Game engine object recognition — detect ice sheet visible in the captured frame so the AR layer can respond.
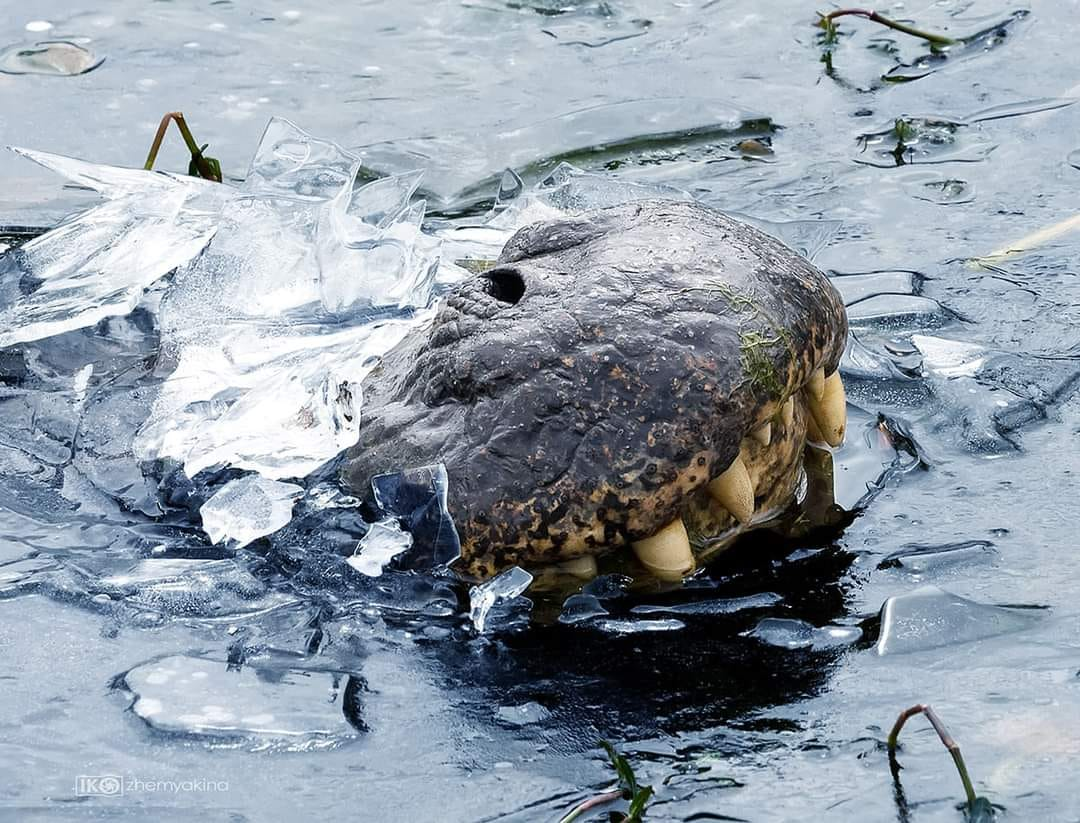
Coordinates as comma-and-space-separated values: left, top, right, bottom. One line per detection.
5, 118, 447, 481
133, 118, 443, 479
0, 149, 226, 348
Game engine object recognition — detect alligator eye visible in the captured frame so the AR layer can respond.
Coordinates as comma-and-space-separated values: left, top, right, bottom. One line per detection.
480, 268, 525, 305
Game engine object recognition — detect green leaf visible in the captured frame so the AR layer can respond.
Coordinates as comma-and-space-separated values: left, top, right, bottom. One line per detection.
815, 13, 839, 45
186, 143, 223, 182
597, 741, 653, 820
600, 740, 637, 796
626, 786, 654, 820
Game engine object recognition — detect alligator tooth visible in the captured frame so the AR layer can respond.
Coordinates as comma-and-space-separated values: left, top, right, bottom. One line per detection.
805, 404, 825, 443
806, 371, 846, 447
558, 555, 598, 580
631, 518, 694, 581
781, 396, 794, 428
807, 366, 825, 401
751, 422, 771, 446
707, 455, 754, 524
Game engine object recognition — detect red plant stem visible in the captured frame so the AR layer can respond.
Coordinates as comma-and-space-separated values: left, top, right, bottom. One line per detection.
558, 789, 623, 823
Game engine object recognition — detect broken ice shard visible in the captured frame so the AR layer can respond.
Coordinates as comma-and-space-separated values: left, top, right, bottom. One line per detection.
631, 592, 783, 617
469, 566, 533, 633
368, 464, 461, 568
346, 519, 413, 578
912, 334, 988, 378
876, 585, 1040, 655
558, 593, 609, 625
746, 618, 861, 650
7, 118, 447, 481
132, 118, 444, 480
0, 148, 226, 348
118, 654, 367, 750
199, 476, 304, 548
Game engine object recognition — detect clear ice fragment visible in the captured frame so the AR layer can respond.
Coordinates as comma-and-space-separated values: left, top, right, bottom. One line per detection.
531, 162, 692, 213
346, 519, 413, 578
592, 618, 686, 634
369, 464, 461, 568
118, 655, 366, 750
847, 295, 952, 329
877, 540, 995, 573
558, 593, 609, 624
495, 702, 552, 726
732, 213, 841, 261
469, 567, 533, 633
200, 476, 304, 548
911, 334, 988, 378
631, 592, 783, 617
0, 148, 226, 348
242, 116, 360, 200
876, 585, 1039, 655
746, 618, 862, 650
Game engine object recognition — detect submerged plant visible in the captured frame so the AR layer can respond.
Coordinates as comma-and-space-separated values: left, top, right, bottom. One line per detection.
887, 117, 917, 165
558, 741, 654, 822
887, 703, 995, 821
143, 111, 222, 182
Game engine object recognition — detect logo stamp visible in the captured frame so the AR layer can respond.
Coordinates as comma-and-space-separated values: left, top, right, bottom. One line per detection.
75, 775, 124, 797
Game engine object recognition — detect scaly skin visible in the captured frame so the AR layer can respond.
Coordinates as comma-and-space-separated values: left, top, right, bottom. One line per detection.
343, 200, 848, 579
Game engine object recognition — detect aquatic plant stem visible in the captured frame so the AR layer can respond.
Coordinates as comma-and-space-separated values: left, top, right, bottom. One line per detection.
143, 112, 222, 182
971, 213, 1080, 268
819, 9, 957, 46
887, 704, 978, 808
557, 789, 623, 823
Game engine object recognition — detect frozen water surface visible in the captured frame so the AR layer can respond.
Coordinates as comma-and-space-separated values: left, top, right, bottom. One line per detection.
3, 1, 1080, 819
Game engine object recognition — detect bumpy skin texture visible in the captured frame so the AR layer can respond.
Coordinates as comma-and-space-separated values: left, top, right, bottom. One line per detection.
343, 200, 847, 578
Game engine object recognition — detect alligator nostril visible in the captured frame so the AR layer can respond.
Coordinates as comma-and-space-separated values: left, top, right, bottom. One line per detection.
480, 268, 525, 305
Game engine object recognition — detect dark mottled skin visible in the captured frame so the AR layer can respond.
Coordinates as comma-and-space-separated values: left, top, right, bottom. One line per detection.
343, 200, 847, 577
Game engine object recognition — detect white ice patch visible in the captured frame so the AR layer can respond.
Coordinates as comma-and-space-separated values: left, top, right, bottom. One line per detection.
199, 476, 304, 548
911, 334, 988, 378
346, 519, 413, 577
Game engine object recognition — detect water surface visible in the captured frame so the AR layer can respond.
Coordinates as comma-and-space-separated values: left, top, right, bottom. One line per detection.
3, 1, 1080, 821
